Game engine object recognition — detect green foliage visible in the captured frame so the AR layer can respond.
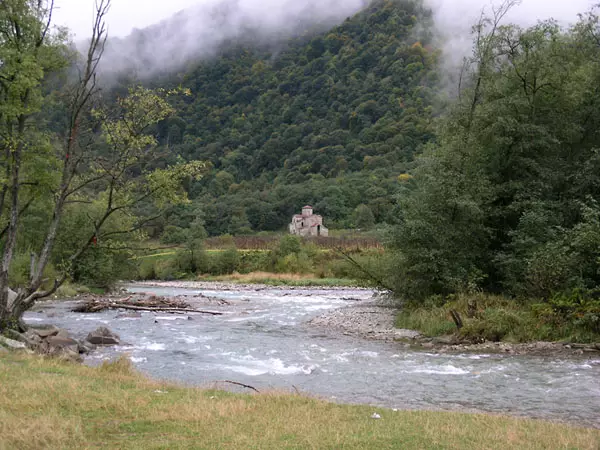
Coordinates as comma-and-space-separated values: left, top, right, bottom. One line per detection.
160, 226, 190, 245
460, 309, 529, 343
387, 7, 600, 304
135, 0, 439, 236
73, 247, 135, 289
8, 253, 57, 290
533, 289, 600, 336
153, 258, 182, 281
137, 258, 157, 280
399, 292, 600, 343
352, 204, 376, 230
274, 235, 303, 259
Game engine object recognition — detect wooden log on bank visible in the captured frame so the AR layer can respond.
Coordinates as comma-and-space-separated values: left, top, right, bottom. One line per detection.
104, 303, 224, 316
72, 296, 224, 316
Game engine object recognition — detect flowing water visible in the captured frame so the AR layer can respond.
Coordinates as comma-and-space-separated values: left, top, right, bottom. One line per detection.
25, 284, 600, 427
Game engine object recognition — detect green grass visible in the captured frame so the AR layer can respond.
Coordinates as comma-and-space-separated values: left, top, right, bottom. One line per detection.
0, 353, 598, 449
396, 293, 600, 343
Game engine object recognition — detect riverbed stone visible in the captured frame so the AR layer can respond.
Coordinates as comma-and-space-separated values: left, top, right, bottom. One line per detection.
34, 326, 61, 338
432, 335, 459, 345
0, 336, 26, 350
57, 348, 83, 363
77, 340, 95, 354
86, 327, 120, 345
55, 329, 70, 339
46, 336, 80, 353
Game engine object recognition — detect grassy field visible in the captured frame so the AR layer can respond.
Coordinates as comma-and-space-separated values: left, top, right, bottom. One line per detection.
0, 354, 598, 449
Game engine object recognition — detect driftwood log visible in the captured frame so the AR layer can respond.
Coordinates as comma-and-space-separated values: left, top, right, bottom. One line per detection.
72, 295, 224, 316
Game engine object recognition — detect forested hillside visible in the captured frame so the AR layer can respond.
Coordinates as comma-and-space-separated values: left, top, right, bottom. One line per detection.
385, 4, 600, 339
141, 0, 439, 236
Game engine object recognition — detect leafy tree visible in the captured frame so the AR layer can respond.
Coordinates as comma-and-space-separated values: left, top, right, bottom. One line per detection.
0, 1, 206, 331
387, 2, 600, 301
352, 204, 376, 229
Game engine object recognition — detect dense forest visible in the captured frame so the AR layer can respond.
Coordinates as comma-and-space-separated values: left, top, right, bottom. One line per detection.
132, 0, 440, 236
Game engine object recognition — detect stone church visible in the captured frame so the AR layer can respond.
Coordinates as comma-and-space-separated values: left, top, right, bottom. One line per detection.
289, 206, 329, 237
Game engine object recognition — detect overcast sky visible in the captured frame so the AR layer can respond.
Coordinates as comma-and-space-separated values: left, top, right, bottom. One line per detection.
53, 0, 203, 38
54, 0, 597, 39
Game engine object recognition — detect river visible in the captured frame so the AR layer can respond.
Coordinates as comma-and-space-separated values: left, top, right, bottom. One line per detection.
24, 284, 600, 427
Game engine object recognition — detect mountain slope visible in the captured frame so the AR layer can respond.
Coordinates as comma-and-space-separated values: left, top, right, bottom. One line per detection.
144, 0, 440, 235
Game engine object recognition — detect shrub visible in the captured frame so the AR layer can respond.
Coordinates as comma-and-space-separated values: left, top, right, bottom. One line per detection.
160, 226, 190, 245
154, 259, 182, 280
137, 258, 157, 280
210, 248, 240, 275
460, 309, 527, 342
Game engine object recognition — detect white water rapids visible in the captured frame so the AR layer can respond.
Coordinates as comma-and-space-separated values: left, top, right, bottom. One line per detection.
24, 284, 600, 427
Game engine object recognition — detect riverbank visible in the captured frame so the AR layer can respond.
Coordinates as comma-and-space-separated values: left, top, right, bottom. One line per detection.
1, 353, 598, 449
129, 279, 371, 291
197, 271, 357, 287
308, 300, 600, 357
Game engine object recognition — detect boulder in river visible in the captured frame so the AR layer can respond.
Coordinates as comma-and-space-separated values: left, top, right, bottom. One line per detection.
45, 336, 81, 355
86, 327, 120, 345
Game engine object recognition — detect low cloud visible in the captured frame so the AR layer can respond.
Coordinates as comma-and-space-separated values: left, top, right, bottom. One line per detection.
86, 0, 596, 79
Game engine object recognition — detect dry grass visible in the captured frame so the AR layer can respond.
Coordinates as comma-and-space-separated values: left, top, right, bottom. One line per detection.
0, 353, 599, 449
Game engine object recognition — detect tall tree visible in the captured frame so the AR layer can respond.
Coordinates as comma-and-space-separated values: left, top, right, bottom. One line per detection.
388, 3, 600, 301
0, 1, 205, 331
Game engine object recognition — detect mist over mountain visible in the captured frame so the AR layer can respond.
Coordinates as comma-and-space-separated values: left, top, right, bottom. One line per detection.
96, 0, 369, 77
89, 0, 595, 79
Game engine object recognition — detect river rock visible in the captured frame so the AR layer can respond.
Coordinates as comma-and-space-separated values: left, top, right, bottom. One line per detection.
34, 326, 61, 338
46, 336, 80, 353
4, 329, 28, 343
0, 335, 26, 350
394, 329, 421, 339
432, 335, 459, 345
55, 329, 70, 339
78, 340, 95, 354
5, 329, 43, 349
57, 348, 83, 363
86, 327, 120, 345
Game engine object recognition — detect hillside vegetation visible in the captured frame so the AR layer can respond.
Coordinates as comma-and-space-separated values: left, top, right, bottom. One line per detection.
138, 0, 439, 236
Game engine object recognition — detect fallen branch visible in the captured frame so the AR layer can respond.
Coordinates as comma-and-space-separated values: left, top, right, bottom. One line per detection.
72, 295, 224, 315
218, 380, 260, 393
105, 303, 224, 315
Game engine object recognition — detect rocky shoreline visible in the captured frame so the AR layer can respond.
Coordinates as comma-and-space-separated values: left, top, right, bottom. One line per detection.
0, 325, 121, 362
308, 300, 600, 357
130, 280, 371, 292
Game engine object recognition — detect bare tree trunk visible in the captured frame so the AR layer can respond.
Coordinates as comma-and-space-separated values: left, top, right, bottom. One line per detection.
0, 116, 26, 327
0, 0, 111, 332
